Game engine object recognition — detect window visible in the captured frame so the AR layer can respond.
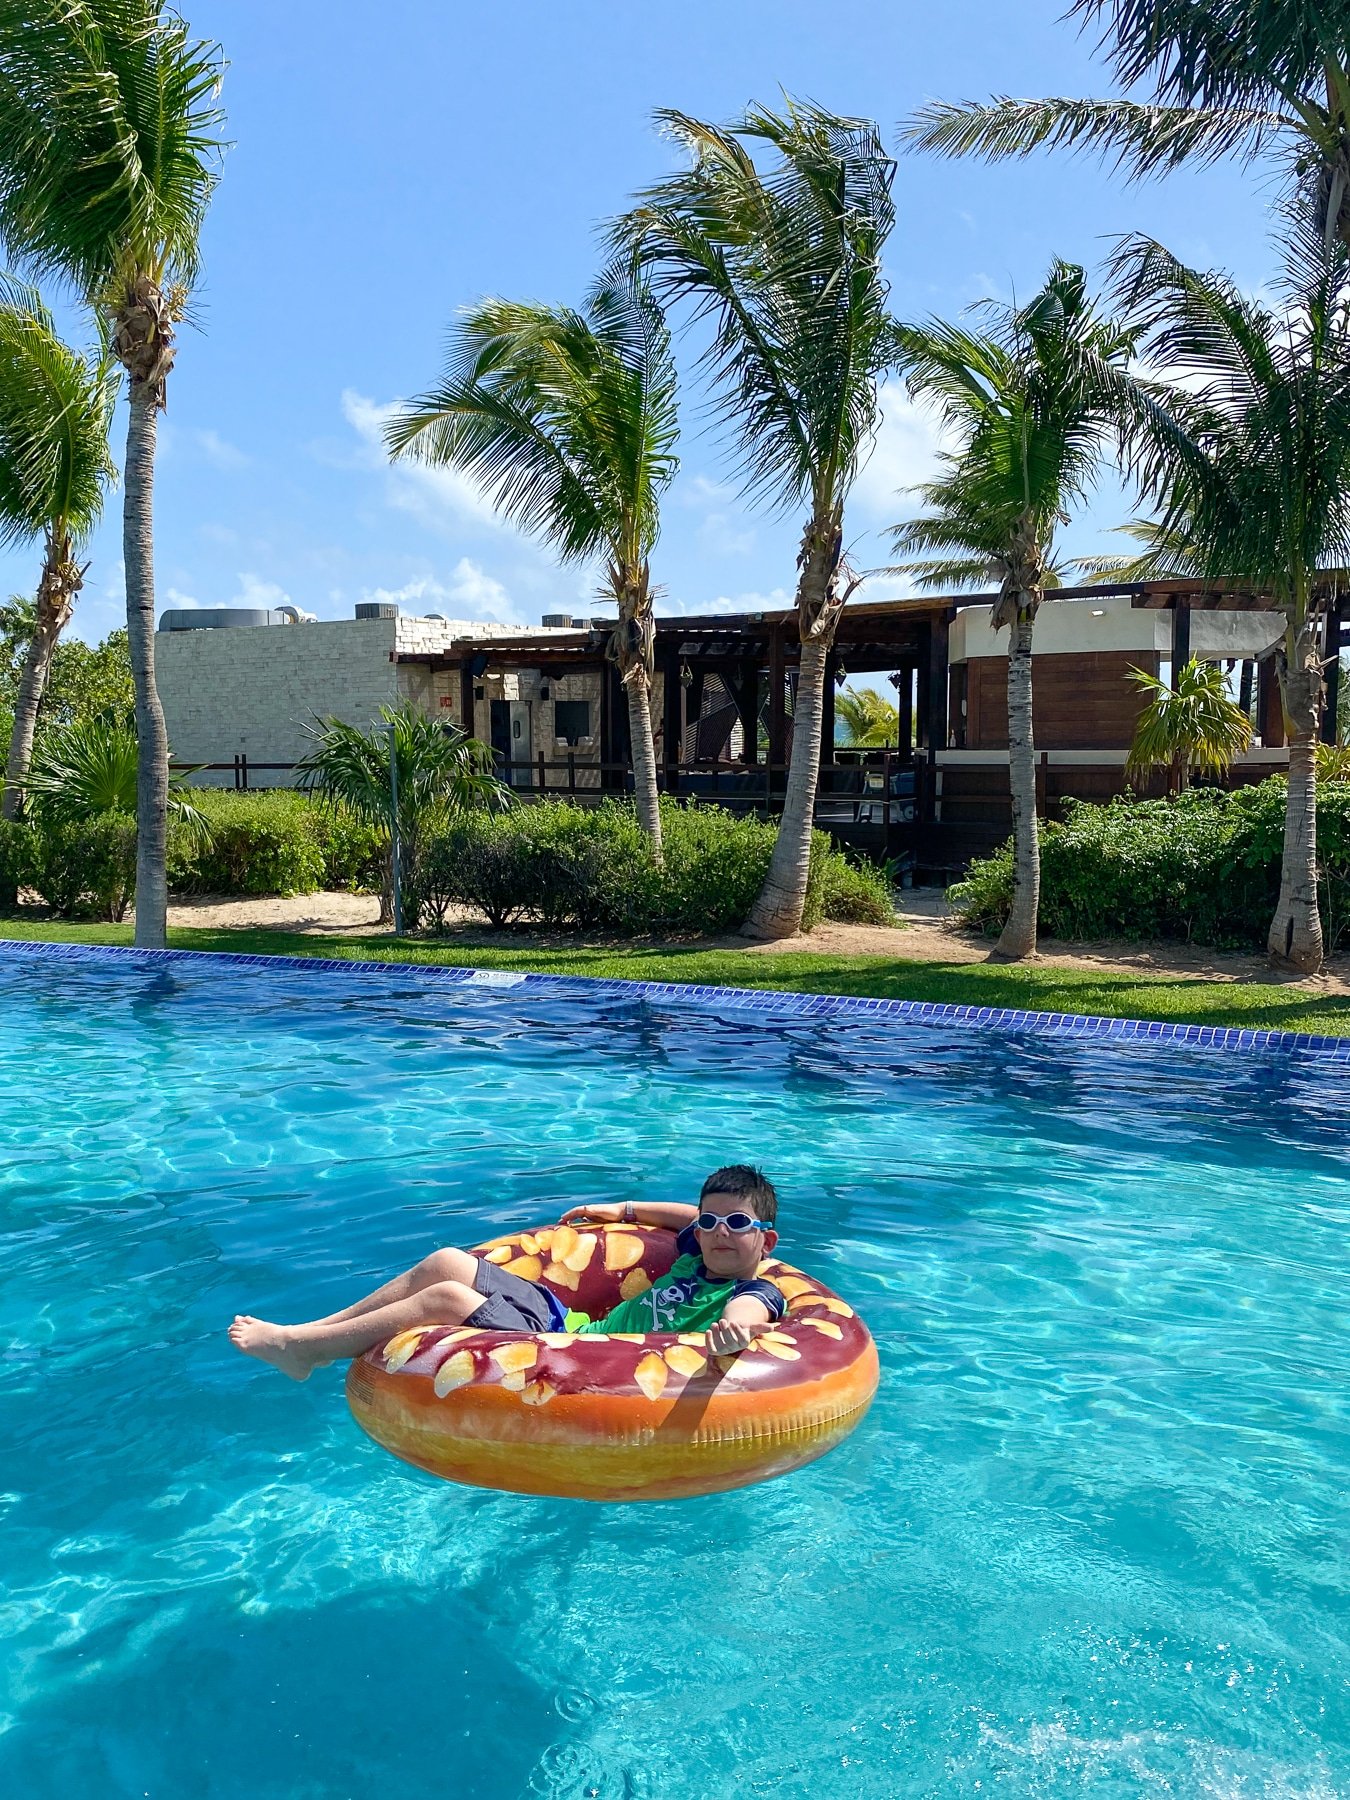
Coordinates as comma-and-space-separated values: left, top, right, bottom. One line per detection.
553, 700, 591, 744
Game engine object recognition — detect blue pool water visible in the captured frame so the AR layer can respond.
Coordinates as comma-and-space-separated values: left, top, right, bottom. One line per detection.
2, 945, 1348, 1799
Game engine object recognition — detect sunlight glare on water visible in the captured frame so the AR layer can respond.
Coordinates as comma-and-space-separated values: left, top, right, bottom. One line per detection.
1, 947, 1348, 1798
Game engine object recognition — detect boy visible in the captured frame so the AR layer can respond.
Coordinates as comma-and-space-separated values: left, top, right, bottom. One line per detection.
228, 1165, 785, 1379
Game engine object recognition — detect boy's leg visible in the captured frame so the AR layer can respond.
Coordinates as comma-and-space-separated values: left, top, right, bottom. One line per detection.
233, 1246, 481, 1331
228, 1277, 483, 1382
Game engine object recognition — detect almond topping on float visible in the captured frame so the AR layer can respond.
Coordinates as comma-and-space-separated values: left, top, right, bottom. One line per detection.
663, 1344, 708, 1378
432, 1350, 476, 1396
619, 1267, 652, 1300
517, 1232, 541, 1256
609, 1333, 646, 1342
753, 1333, 802, 1361
817, 1298, 854, 1318
520, 1380, 557, 1406
489, 1341, 538, 1375
538, 1333, 576, 1348
504, 1254, 543, 1281
634, 1353, 668, 1400
562, 1233, 597, 1272
801, 1318, 844, 1339
603, 1232, 645, 1272
542, 1260, 582, 1291
775, 1276, 814, 1300
381, 1329, 426, 1371
549, 1225, 578, 1264
483, 1245, 513, 1265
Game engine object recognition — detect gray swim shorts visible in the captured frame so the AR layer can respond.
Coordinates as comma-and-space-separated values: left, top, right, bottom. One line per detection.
465, 1257, 556, 1332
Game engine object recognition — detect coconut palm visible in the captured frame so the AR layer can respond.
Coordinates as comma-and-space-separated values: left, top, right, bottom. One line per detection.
904, 2, 1350, 249
1126, 657, 1253, 789
296, 704, 504, 931
835, 686, 899, 747
0, 281, 117, 820
0, 1, 226, 945
888, 262, 1161, 959
1113, 202, 1350, 972
385, 279, 677, 853
612, 98, 897, 938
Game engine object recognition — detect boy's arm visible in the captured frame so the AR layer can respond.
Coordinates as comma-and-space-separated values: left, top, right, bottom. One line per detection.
706, 1293, 773, 1355
557, 1200, 698, 1231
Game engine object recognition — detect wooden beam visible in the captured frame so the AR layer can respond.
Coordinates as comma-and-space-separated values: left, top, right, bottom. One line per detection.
767, 627, 786, 790
1257, 656, 1285, 747
662, 655, 682, 788
1323, 600, 1344, 745
924, 614, 950, 750
1171, 598, 1192, 683
821, 651, 837, 759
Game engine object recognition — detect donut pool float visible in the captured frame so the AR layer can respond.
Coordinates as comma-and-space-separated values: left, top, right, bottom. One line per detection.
346, 1221, 879, 1502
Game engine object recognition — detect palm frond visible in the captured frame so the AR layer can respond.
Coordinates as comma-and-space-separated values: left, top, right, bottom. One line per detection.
902, 95, 1284, 175
1125, 656, 1252, 778
0, 1, 227, 301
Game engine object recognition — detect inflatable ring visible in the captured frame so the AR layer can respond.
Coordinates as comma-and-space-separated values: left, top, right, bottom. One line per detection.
346, 1221, 879, 1502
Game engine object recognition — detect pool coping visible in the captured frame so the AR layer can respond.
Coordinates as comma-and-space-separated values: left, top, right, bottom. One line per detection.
2, 936, 1348, 1061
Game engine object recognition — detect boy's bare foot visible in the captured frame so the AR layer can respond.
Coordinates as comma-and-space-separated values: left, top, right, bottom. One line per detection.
228, 1317, 314, 1381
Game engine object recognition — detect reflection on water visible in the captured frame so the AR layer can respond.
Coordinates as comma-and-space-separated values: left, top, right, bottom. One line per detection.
1, 948, 1348, 1798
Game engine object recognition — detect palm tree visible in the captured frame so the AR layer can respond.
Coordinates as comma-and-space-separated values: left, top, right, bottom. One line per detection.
889, 262, 1158, 959
25, 713, 208, 841
835, 686, 899, 748
0, 2, 226, 946
612, 99, 897, 938
1126, 657, 1252, 790
904, 2, 1350, 249
1113, 202, 1350, 972
0, 281, 117, 820
296, 704, 504, 931
384, 279, 677, 853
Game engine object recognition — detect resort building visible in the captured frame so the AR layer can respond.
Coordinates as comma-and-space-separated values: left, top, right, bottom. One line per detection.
156, 581, 1347, 871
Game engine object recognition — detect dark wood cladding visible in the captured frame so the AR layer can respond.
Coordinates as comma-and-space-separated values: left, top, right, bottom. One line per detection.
963, 650, 1160, 750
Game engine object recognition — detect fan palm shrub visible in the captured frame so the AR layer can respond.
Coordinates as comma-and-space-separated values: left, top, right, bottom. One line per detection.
385, 279, 678, 854
295, 703, 504, 930
835, 686, 899, 747
0, 280, 117, 819
904, 1, 1350, 250
888, 261, 1162, 959
0, 1, 227, 946
25, 713, 208, 841
613, 98, 897, 938
1126, 657, 1253, 790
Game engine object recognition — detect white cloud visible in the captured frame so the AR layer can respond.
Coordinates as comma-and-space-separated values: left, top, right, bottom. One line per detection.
668, 586, 795, 617
193, 428, 249, 471
698, 511, 756, 557
163, 585, 201, 610
340, 389, 506, 535
360, 558, 525, 626
851, 379, 956, 518
678, 473, 737, 507
231, 573, 292, 610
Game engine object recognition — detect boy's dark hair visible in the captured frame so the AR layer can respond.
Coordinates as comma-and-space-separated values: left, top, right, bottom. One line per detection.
700, 1165, 777, 1225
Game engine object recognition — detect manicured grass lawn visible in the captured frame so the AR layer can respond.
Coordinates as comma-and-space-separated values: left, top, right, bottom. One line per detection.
3, 917, 1347, 1038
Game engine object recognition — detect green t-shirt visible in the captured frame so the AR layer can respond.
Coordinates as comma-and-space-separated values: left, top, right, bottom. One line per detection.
566, 1243, 784, 1336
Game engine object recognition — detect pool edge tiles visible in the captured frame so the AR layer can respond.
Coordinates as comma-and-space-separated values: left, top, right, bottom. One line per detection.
2, 936, 1348, 1060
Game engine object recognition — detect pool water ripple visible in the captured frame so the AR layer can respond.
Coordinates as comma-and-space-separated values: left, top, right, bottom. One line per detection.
1, 946, 1348, 1797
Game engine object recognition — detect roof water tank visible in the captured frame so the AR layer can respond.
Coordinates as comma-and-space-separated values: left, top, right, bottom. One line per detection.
355, 602, 399, 621
158, 607, 286, 632
541, 612, 578, 627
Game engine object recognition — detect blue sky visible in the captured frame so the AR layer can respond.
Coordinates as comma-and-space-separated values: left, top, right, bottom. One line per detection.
13, 0, 1274, 646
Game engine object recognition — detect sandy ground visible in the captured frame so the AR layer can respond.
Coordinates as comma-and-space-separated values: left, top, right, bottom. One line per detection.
158, 888, 1350, 998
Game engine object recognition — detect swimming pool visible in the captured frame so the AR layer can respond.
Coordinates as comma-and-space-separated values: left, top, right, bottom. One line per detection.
2, 942, 1347, 1797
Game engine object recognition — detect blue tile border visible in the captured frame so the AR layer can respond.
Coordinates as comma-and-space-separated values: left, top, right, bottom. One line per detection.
2, 935, 1348, 1060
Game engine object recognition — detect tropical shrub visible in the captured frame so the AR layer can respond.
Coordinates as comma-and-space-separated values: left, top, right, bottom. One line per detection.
951, 780, 1350, 952
421, 798, 892, 936
167, 789, 326, 896
0, 813, 23, 908
24, 810, 136, 920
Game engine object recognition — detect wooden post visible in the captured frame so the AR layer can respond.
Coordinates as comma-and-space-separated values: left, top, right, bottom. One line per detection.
1238, 659, 1254, 717
922, 614, 950, 750
1321, 599, 1343, 745
895, 666, 912, 758
459, 660, 475, 736
767, 627, 785, 789
662, 655, 682, 791
738, 655, 760, 764
1171, 599, 1192, 683
1035, 750, 1048, 818
821, 651, 837, 770
1257, 656, 1285, 747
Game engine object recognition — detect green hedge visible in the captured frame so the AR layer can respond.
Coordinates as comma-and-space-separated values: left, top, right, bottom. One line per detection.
22, 811, 137, 921
950, 778, 1350, 951
166, 788, 385, 896
417, 798, 895, 936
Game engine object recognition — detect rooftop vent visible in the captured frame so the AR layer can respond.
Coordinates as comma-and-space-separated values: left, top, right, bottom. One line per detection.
541, 612, 578, 628
158, 607, 287, 632
355, 601, 399, 621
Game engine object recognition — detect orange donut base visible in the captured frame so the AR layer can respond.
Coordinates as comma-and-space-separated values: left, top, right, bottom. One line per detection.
346, 1222, 879, 1502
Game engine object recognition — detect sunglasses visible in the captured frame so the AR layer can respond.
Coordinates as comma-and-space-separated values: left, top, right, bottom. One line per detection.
696, 1211, 765, 1234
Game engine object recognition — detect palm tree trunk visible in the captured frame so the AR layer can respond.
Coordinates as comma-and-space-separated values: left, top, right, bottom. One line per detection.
2, 537, 80, 820
610, 563, 662, 858
994, 607, 1040, 960
744, 636, 829, 938
624, 673, 662, 851
1267, 622, 1324, 973
124, 385, 170, 948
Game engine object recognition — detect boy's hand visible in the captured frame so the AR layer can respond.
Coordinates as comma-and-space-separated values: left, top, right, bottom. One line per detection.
558, 1201, 623, 1225
706, 1317, 765, 1356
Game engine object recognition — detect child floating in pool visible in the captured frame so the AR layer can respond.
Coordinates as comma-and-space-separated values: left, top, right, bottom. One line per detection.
227, 1164, 786, 1379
